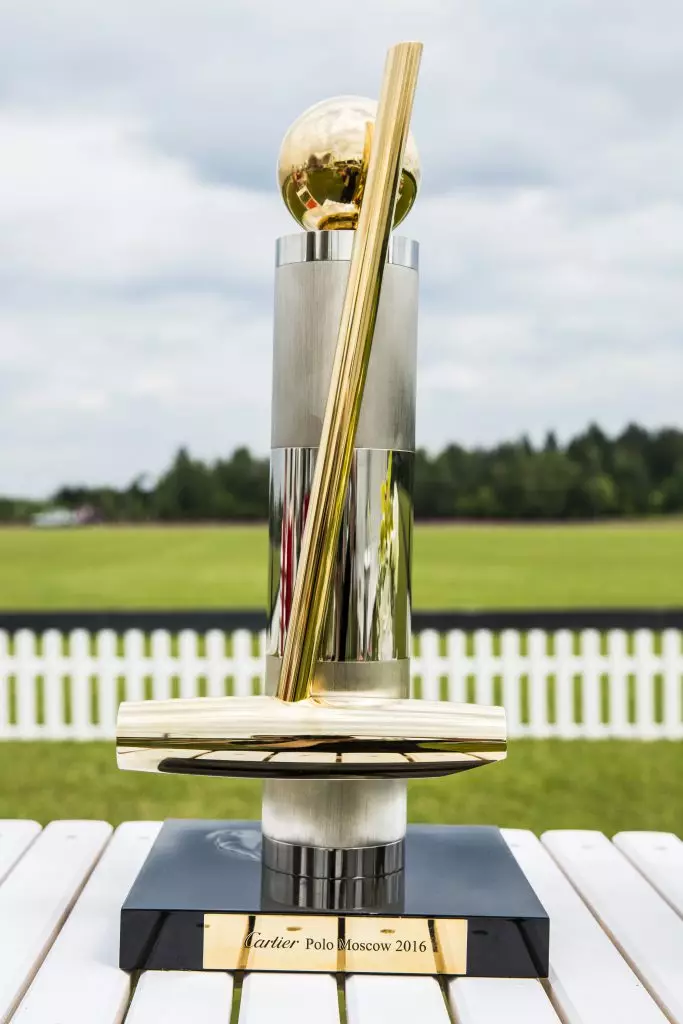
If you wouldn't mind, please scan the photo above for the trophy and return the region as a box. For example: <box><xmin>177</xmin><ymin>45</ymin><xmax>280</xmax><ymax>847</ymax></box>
<box><xmin>117</xmin><ymin>42</ymin><xmax>549</xmax><ymax>978</ymax></box>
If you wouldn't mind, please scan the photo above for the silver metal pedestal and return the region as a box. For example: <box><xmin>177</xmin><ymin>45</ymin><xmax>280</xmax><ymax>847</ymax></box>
<box><xmin>263</xmin><ymin>230</ymin><xmax>419</xmax><ymax>851</ymax></box>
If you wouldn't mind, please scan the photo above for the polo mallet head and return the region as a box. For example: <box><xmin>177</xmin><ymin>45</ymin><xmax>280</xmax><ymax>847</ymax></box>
<box><xmin>117</xmin><ymin>695</ymin><xmax>506</xmax><ymax>779</ymax></box>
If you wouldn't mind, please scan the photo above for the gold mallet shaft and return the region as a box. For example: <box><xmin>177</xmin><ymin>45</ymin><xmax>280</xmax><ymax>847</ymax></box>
<box><xmin>276</xmin><ymin>42</ymin><xmax>423</xmax><ymax>703</ymax></box>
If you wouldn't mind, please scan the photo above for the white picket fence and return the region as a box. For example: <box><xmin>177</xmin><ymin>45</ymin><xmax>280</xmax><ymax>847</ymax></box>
<box><xmin>0</xmin><ymin>628</ymin><xmax>681</xmax><ymax>741</ymax></box>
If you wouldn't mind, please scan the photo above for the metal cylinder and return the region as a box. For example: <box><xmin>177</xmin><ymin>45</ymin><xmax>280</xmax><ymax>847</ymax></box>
<box><xmin>263</xmin><ymin>230</ymin><xmax>418</xmax><ymax>850</ymax></box>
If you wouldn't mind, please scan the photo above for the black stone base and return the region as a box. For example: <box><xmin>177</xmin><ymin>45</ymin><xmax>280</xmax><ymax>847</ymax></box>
<box><xmin>120</xmin><ymin>820</ymin><xmax>549</xmax><ymax>977</ymax></box>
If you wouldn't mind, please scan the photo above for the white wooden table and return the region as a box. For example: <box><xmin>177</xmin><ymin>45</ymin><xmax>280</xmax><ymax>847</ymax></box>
<box><xmin>0</xmin><ymin>821</ymin><xmax>681</xmax><ymax>1023</ymax></box>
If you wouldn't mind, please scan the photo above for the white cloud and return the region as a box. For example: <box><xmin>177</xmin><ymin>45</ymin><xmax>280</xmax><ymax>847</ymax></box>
<box><xmin>0</xmin><ymin>0</ymin><xmax>682</xmax><ymax>494</ymax></box>
<box><xmin>0</xmin><ymin>112</ymin><xmax>288</xmax><ymax>286</ymax></box>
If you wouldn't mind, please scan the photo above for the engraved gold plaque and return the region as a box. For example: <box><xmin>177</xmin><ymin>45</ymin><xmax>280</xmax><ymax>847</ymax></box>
<box><xmin>201</xmin><ymin>913</ymin><xmax>468</xmax><ymax>975</ymax></box>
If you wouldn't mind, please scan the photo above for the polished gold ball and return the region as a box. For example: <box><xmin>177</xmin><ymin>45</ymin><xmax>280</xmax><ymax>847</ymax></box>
<box><xmin>278</xmin><ymin>95</ymin><xmax>420</xmax><ymax>231</ymax></box>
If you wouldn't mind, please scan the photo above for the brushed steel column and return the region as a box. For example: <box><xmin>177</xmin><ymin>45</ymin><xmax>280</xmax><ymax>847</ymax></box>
<box><xmin>263</xmin><ymin>230</ymin><xmax>418</xmax><ymax>849</ymax></box>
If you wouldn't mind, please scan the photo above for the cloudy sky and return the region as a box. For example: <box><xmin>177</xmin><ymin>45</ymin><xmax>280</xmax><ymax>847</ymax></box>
<box><xmin>2</xmin><ymin>1</ymin><xmax>682</xmax><ymax>496</ymax></box>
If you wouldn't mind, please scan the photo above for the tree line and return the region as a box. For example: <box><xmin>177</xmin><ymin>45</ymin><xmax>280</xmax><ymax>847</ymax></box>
<box><xmin>2</xmin><ymin>423</ymin><xmax>683</xmax><ymax>524</ymax></box>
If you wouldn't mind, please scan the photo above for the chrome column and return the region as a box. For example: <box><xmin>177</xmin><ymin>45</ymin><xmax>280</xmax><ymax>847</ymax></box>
<box><xmin>263</xmin><ymin>230</ymin><xmax>418</xmax><ymax>849</ymax></box>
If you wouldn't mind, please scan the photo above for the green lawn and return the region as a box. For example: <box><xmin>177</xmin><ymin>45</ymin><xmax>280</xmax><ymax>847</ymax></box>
<box><xmin>1</xmin><ymin>740</ymin><xmax>680</xmax><ymax>834</ymax></box>
<box><xmin>0</xmin><ymin>520</ymin><xmax>681</xmax><ymax>610</ymax></box>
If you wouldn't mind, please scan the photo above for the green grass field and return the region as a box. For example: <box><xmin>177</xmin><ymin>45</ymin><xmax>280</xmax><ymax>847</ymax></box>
<box><xmin>1</xmin><ymin>740</ymin><xmax>680</xmax><ymax>835</ymax></box>
<box><xmin>1</xmin><ymin>520</ymin><xmax>681</xmax><ymax>609</ymax></box>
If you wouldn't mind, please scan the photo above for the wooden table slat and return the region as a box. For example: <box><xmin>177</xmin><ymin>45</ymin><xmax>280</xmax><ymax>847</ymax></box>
<box><xmin>543</xmin><ymin>829</ymin><xmax>683</xmax><ymax>1024</ymax></box>
<box><xmin>238</xmin><ymin>974</ymin><xmax>339</xmax><ymax>1024</ymax></box>
<box><xmin>0</xmin><ymin>821</ymin><xmax>41</xmax><ymax>885</ymax></box>
<box><xmin>449</xmin><ymin>978</ymin><xmax>560</xmax><ymax>1023</ymax></box>
<box><xmin>11</xmin><ymin>821</ymin><xmax>161</xmax><ymax>1024</ymax></box>
<box><xmin>346</xmin><ymin>975</ymin><xmax>449</xmax><ymax>1024</ymax></box>
<box><xmin>126</xmin><ymin>972</ymin><xmax>233</xmax><ymax>1023</ymax></box>
<box><xmin>614</xmin><ymin>831</ymin><xmax>683</xmax><ymax>917</ymax></box>
<box><xmin>0</xmin><ymin>820</ymin><xmax>111</xmax><ymax>1024</ymax></box>
<box><xmin>502</xmin><ymin>829</ymin><xmax>666</xmax><ymax>1024</ymax></box>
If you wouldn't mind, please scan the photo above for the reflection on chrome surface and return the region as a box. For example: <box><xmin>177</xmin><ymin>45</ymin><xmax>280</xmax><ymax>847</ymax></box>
<box><xmin>268</xmin><ymin>448</ymin><xmax>413</xmax><ymax>663</ymax></box>
<box><xmin>275</xmin><ymin>231</ymin><xmax>419</xmax><ymax>270</ymax></box>
<box><xmin>261</xmin><ymin>864</ymin><xmax>405</xmax><ymax>913</ymax></box>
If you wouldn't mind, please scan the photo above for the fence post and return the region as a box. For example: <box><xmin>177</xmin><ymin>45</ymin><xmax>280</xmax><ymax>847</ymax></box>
<box><xmin>445</xmin><ymin>630</ymin><xmax>467</xmax><ymax>703</ymax></box>
<box><xmin>151</xmin><ymin>630</ymin><xmax>172</xmax><ymax>701</ymax></box>
<box><xmin>179</xmin><ymin>630</ymin><xmax>200</xmax><ymax>699</ymax></box>
<box><xmin>95</xmin><ymin>630</ymin><xmax>119</xmax><ymax>738</ymax></box>
<box><xmin>661</xmin><ymin>629</ymin><xmax>682</xmax><ymax>739</ymax></box>
<box><xmin>554</xmin><ymin>630</ymin><xmax>576</xmax><ymax>739</ymax></box>
<box><xmin>15</xmin><ymin>630</ymin><xmax>38</xmax><ymax>739</ymax></box>
<box><xmin>419</xmin><ymin>630</ymin><xmax>441</xmax><ymax>701</ymax></box>
<box><xmin>69</xmin><ymin>629</ymin><xmax>93</xmax><ymax>739</ymax></box>
<box><xmin>123</xmin><ymin>630</ymin><xmax>146</xmax><ymax>703</ymax></box>
<box><xmin>206</xmin><ymin>630</ymin><xmax>227</xmax><ymax>698</ymax></box>
<box><xmin>43</xmin><ymin>630</ymin><xmax>66</xmax><ymax>740</ymax></box>
<box><xmin>500</xmin><ymin>630</ymin><xmax>521</xmax><ymax>737</ymax></box>
<box><xmin>579</xmin><ymin>629</ymin><xmax>603</xmax><ymax>738</ymax></box>
<box><xmin>634</xmin><ymin>629</ymin><xmax>657</xmax><ymax>739</ymax></box>
<box><xmin>527</xmin><ymin>629</ymin><xmax>549</xmax><ymax>738</ymax></box>
<box><xmin>472</xmin><ymin>630</ymin><xmax>493</xmax><ymax>706</ymax></box>
<box><xmin>606</xmin><ymin>629</ymin><xmax>629</xmax><ymax>738</ymax></box>
<box><xmin>232</xmin><ymin>630</ymin><xmax>253</xmax><ymax>697</ymax></box>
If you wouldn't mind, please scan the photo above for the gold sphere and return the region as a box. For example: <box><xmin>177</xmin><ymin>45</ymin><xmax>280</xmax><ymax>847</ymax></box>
<box><xmin>278</xmin><ymin>95</ymin><xmax>420</xmax><ymax>231</ymax></box>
